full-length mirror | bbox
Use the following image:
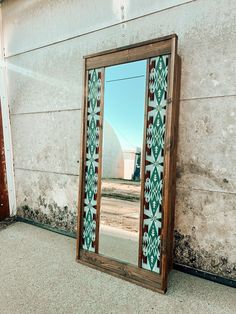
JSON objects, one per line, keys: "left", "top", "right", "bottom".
{"left": 77, "top": 35, "right": 181, "bottom": 293}
{"left": 99, "top": 60, "right": 147, "bottom": 265}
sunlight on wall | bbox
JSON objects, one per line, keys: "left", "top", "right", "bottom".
{"left": 4, "top": 61, "right": 79, "bottom": 97}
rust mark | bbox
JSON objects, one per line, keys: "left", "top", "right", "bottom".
{"left": 0, "top": 99, "right": 9, "bottom": 221}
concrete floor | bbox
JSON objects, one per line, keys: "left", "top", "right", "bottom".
{"left": 0, "top": 223, "right": 235, "bottom": 314}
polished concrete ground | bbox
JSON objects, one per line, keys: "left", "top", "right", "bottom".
{"left": 0, "top": 222, "right": 235, "bottom": 314}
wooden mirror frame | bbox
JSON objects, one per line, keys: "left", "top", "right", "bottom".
{"left": 76, "top": 34, "right": 181, "bottom": 293}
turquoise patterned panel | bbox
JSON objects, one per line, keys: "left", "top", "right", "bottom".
{"left": 141, "top": 55, "right": 169, "bottom": 273}
{"left": 82, "top": 68, "right": 102, "bottom": 252}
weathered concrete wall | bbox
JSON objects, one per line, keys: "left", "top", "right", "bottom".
{"left": 2, "top": 0, "right": 236, "bottom": 279}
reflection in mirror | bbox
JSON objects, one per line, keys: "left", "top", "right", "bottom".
{"left": 99, "top": 60, "right": 147, "bottom": 265}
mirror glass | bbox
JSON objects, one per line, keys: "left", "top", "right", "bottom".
{"left": 99, "top": 60, "right": 147, "bottom": 265}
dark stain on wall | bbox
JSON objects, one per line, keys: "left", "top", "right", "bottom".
{"left": 0, "top": 217, "right": 15, "bottom": 231}
{"left": 176, "top": 162, "right": 231, "bottom": 190}
{"left": 174, "top": 230, "right": 236, "bottom": 280}
{"left": 16, "top": 191, "right": 236, "bottom": 281}
{"left": 17, "top": 196, "right": 77, "bottom": 233}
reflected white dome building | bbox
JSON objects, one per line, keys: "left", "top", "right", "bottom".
{"left": 102, "top": 121, "right": 141, "bottom": 181}
{"left": 102, "top": 121, "right": 124, "bottom": 179}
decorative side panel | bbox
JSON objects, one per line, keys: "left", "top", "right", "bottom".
{"left": 141, "top": 55, "right": 169, "bottom": 273}
{"left": 82, "top": 68, "right": 103, "bottom": 252}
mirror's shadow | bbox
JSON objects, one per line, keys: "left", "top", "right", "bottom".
{"left": 99, "top": 60, "right": 147, "bottom": 265}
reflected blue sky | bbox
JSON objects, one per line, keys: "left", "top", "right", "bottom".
{"left": 104, "top": 60, "right": 147, "bottom": 151}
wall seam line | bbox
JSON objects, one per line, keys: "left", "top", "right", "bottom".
{"left": 15, "top": 167, "right": 79, "bottom": 177}
{"left": 10, "top": 108, "right": 81, "bottom": 116}
{"left": 9, "top": 93, "right": 236, "bottom": 116}
{"left": 14, "top": 168, "right": 236, "bottom": 195}
{"left": 177, "top": 185, "right": 236, "bottom": 195}
{"left": 4, "top": 0, "right": 195, "bottom": 59}
{"left": 181, "top": 94, "right": 236, "bottom": 101}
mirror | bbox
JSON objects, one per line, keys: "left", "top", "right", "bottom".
{"left": 99, "top": 60, "right": 147, "bottom": 265}
{"left": 77, "top": 36, "right": 181, "bottom": 293}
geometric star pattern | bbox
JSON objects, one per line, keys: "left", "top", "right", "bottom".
{"left": 82, "top": 68, "right": 102, "bottom": 252}
{"left": 141, "top": 55, "right": 169, "bottom": 273}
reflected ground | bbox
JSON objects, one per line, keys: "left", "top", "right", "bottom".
{"left": 100, "top": 179, "right": 140, "bottom": 265}
{"left": 101, "top": 179, "right": 140, "bottom": 233}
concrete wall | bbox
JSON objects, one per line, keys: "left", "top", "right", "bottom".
{"left": 2, "top": 0, "right": 236, "bottom": 279}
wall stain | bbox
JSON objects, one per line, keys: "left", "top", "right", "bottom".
{"left": 176, "top": 161, "right": 231, "bottom": 189}
{"left": 16, "top": 195, "right": 235, "bottom": 280}
{"left": 174, "top": 230, "right": 236, "bottom": 280}
{"left": 17, "top": 197, "right": 77, "bottom": 233}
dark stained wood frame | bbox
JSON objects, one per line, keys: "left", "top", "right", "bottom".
{"left": 76, "top": 34, "right": 181, "bottom": 293}
{"left": 0, "top": 100, "right": 10, "bottom": 221}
